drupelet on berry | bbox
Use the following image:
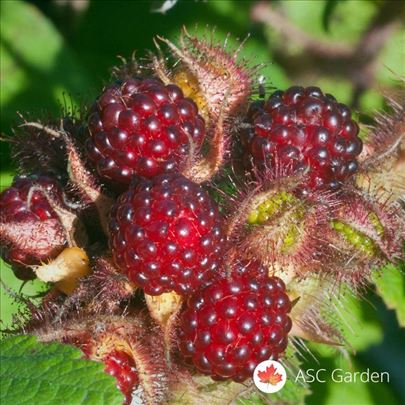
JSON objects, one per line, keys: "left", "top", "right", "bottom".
{"left": 241, "top": 86, "right": 363, "bottom": 194}
{"left": 178, "top": 262, "right": 292, "bottom": 382}
{"left": 86, "top": 78, "right": 206, "bottom": 184}
{"left": 109, "top": 173, "right": 225, "bottom": 295}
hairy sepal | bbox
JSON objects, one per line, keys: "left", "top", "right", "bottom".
{"left": 326, "top": 189, "right": 405, "bottom": 286}
{"left": 64, "top": 129, "right": 113, "bottom": 235}
{"left": 0, "top": 181, "right": 85, "bottom": 267}
{"left": 29, "top": 184, "right": 88, "bottom": 247}
{"left": 155, "top": 28, "right": 254, "bottom": 183}
{"left": 358, "top": 87, "right": 405, "bottom": 202}
{"left": 60, "top": 257, "right": 136, "bottom": 315}
{"left": 225, "top": 172, "right": 335, "bottom": 277}
{"left": 181, "top": 105, "right": 228, "bottom": 183}
{"left": 6, "top": 115, "right": 69, "bottom": 179}
{"left": 0, "top": 219, "right": 66, "bottom": 265}
{"left": 224, "top": 167, "right": 306, "bottom": 239}
{"left": 20, "top": 121, "right": 113, "bottom": 235}
{"left": 157, "top": 28, "right": 253, "bottom": 122}
{"left": 34, "top": 314, "right": 169, "bottom": 405}
{"left": 360, "top": 88, "right": 405, "bottom": 164}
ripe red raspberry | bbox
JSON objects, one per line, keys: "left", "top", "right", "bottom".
{"left": 242, "top": 86, "right": 363, "bottom": 194}
{"left": 178, "top": 265, "right": 292, "bottom": 382}
{"left": 0, "top": 175, "right": 64, "bottom": 266}
{"left": 109, "top": 173, "right": 225, "bottom": 295}
{"left": 86, "top": 77, "right": 206, "bottom": 184}
{"left": 103, "top": 350, "right": 139, "bottom": 404}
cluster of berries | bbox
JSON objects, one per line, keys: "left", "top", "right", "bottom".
{"left": 1, "top": 32, "right": 402, "bottom": 404}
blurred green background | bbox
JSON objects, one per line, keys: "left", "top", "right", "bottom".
{"left": 0, "top": 1, "right": 404, "bottom": 404}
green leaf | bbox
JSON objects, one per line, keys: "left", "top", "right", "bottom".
{"left": 373, "top": 264, "right": 405, "bottom": 327}
{"left": 0, "top": 0, "right": 93, "bottom": 132}
{"left": 0, "top": 257, "right": 48, "bottom": 332}
{"left": 282, "top": 0, "right": 376, "bottom": 44}
{"left": 0, "top": 335, "right": 124, "bottom": 405}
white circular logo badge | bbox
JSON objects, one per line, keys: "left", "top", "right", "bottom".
{"left": 253, "top": 360, "right": 287, "bottom": 393}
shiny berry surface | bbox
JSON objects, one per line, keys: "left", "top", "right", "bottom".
{"left": 242, "top": 86, "right": 363, "bottom": 193}
{"left": 86, "top": 77, "right": 206, "bottom": 184}
{"left": 103, "top": 350, "right": 139, "bottom": 404}
{"left": 109, "top": 173, "right": 225, "bottom": 295}
{"left": 178, "top": 270, "right": 292, "bottom": 382}
{"left": 0, "top": 175, "right": 62, "bottom": 266}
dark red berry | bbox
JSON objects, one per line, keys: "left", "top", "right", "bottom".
{"left": 178, "top": 268, "right": 292, "bottom": 382}
{"left": 0, "top": 175, "right": 64, "bottom": 266}
{"left": 242, "top": 86, "right": 363, "bottom": 194}
{"left": 86, "top": 77, "right": 206, "bottom": 184}
{"left": 103, "top": 350, "right": 139, "bottom": 404}
{"left": 109, "top": 173, "right": 225, "bottom": 295}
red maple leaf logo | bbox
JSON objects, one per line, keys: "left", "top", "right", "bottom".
{"left": 257, "top": 364, "right": 283, "bottom": 386}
